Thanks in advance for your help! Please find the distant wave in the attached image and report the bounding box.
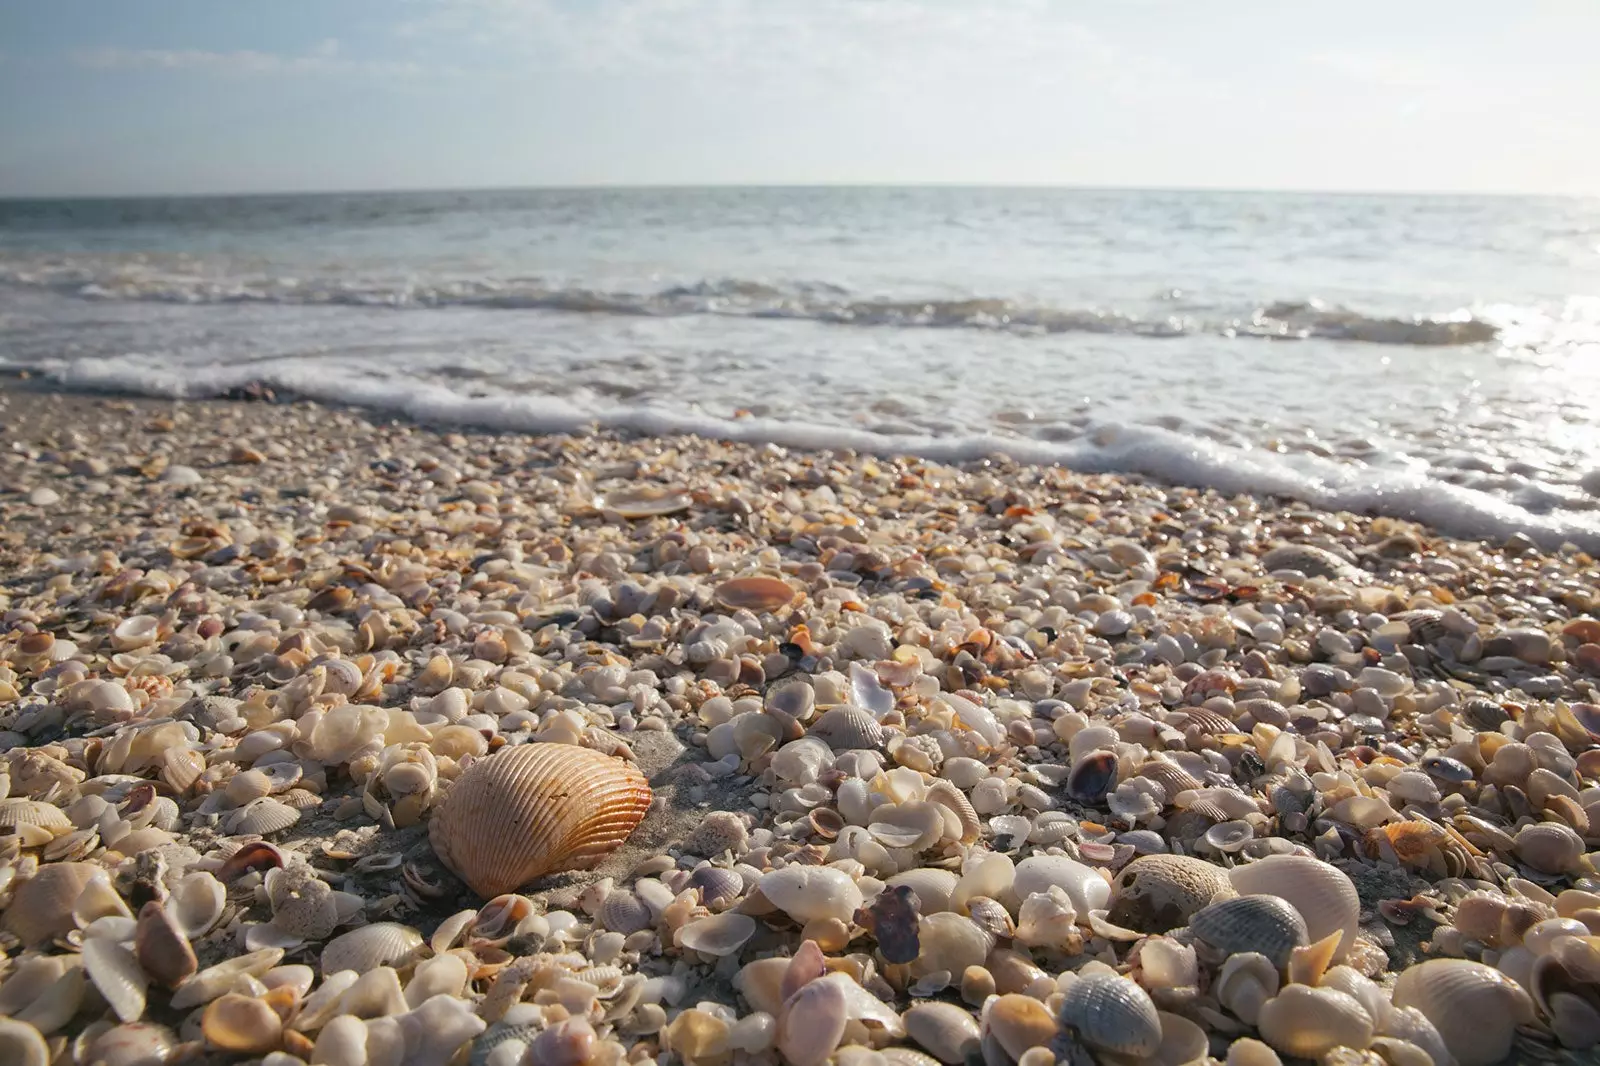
[0,260,1498,347]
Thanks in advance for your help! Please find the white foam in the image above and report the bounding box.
[54,358,1600,553]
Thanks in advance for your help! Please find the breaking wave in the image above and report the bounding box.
[0,259,1499,347]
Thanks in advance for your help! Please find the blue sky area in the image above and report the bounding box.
[2,0,1598,197]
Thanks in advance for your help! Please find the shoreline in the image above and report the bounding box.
[3,380,1599,1063]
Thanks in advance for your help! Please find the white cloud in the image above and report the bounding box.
[71,41,428,78]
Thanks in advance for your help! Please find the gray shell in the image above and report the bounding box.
[688,866,745,907]
[1057,973,1162,1056]
[808,706,885,751]
[1188,893,1308,969]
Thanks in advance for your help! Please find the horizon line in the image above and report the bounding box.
[1,179,1595,203]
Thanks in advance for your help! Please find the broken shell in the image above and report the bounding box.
[1058,972,1162,1057]
[1189,894,1309,970]
[1215,952,1279,1025]
[1392,959,1537,1066]
[428,743,652,897]
[715,576,798,613]
[166,870,226,938]
[171,949,285,1009]
[1256,984,1374,1059]
[319,922,424,976]
[1226,854,1361,961]
[1108,854,1235,933]
[677,912,757,957]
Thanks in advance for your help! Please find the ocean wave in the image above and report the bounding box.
[0,259,1498,347]
[40,357,1600,553]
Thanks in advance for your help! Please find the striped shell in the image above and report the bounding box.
[0,799,73,834]
[428,744,652,898]
[1057,972,1162,1056]
[2,862,99,946]
[225,798,301,836]
[1227,854,1362,962]
[1188,894,1308,969]
[319,922,424,976]
[1392,959,1536,1066]
[808,706,885,751]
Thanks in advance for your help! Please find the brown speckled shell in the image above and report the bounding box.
[428,744,652,898]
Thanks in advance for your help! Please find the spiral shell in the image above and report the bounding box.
[1392,959,1535,1066]
[428,743,652,898]
[1057,972,1162,1056]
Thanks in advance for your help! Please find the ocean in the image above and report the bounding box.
[1,186,1598,547]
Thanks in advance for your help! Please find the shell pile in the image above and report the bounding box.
[3,387,1600,1065]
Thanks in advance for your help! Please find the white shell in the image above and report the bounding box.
[1226,854,1361,961]
[1257,985,1374,1060]
[1010,854,1110,915]
[319,922,424,976]
[677,912,757,957]
[759,865,863,924]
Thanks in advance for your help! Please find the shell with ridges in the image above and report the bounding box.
[2,862,99,946]
[1057,972,1162,1056]
[319,922,424,976]
[809,706,885,751]
[1226,854,1361,961]
[1188,894,1308,970]
[428,744,651,897]
[1392,959,1537,1066]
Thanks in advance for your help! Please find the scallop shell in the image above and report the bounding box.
[2,862,98,946]
[1226,854,1361,961]
[1256,984,1374,1060]
[0,798,73,835]
[714,576,797,613]
[319,922,424,976]
[1188,894,1308,970]
[599,889,654,935]
[688,866,746,908]
[225,797,301,836]
[1057,972,1163,1056]
[1392,959,1536,1066]
[83,938,149,1024]
[925,780,981,845]
[428,744,652,898]
[904,1001,981,1064]
[809,706,885,751]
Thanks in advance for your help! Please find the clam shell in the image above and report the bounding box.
[136,900,197,989]
[904,1001,981,1064]
[676,912,757,956]
[1256,984,1374,1060]
[688,866,746,908]
[171,949,285,1009]
[0,798,73,835]
[983,994,1057,1060]
[202,992,282,1054]
[1392,959,1537,1066]
[2,862,99,946]
[776,975,848,1066]
[1188,894,1309,970]
[319,922,424,976]
[1107,854,1235,933]
[714,576,797,613]
[428,743,652,897]
[0,1018,49,1066]
[225,797,301,836]
[809,706,885,751]
[83,938,149,1024]
[84,1022,177,1066]
[1057,972,1162,1056]
[599,889,654,935]
[1226,854,1361,961]
[1515,822,1584,874]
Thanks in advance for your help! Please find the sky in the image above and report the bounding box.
[1,0,1598,197]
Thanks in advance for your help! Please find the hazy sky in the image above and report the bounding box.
[2,0,1598,197]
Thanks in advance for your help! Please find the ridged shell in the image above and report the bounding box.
[428,744,652,898]
[599,889,654,934]
[925,780,981,845]
[2,862,98,946]
[1227,854,1361,961]
[1515,822,1585,874]
[808,706,885,751]
[688,866,745,907]
[1058,973,1161,1056]
[1188,894,1308,970]
[225,797,301,836]
[0,798,73,834]
[1392,959,1536,1066]
[319,922,424,976]
[714,576,797,613]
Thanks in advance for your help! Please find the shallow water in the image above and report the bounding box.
[2,187,1598,544]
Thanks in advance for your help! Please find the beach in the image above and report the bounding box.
[4,380,1600,1064]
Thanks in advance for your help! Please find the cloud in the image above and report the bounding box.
[70,40,429,78]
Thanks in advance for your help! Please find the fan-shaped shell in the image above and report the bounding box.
[808,706,885,751]
[319,922,424,976]
[225,797,301,836]
[0,798,73,835]
[428,743,652,898]
[714,576,797,613]
[1515,822,1585,875]
[1393,959,1536,1066]
[1058,973,1162,1056]
[2,862,98,946]
[1226,854,1361,961]
[599,889,653,934]
[1189,894,1308,970]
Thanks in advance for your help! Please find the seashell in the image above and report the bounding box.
[166,870,226,937]
[912,913,991,978]
[1226,854,1361,962]
[1260,543,1359,579]
[1058,972,1163,1057]
[0,798,74,835]
[1202,820,1255,853]
[225,797,301,836]
[1515,822,1584,874]
[1010,854,1110,915]
[0,1018,49,1066]
[136,900,197,989]
[1392,958,1536,1066]
[392,995,487,1065]
[903,1001,981,1064]
[171,948,285,1009]
[1256,984,1374,1059]
[810,706,885,750]
[1068,750,1119,803]
[1224,1037,1283,1066]
[202,992,283,1054]
[1108,854,1235,933]
[924,780,981,845]
[1215,952,1279,1025]
[2,861,98,946]
[111,615,160,651]
[677,912,757,956]
[428,743,651,897]
[777,975,849,1066]
[74,869,134,926]
[406,952,470,1007]
[714,575,797,613]
[83,1022,177,1066]
[689,866,745,907]
[759,865,863,924]
[600,485,692,518]
[600,889,654,935]
[888,868,960,915]
[319,922,424,976]
[83,937,149,1024]
[1189,894,1308,970]
[983,993,1057,1059]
